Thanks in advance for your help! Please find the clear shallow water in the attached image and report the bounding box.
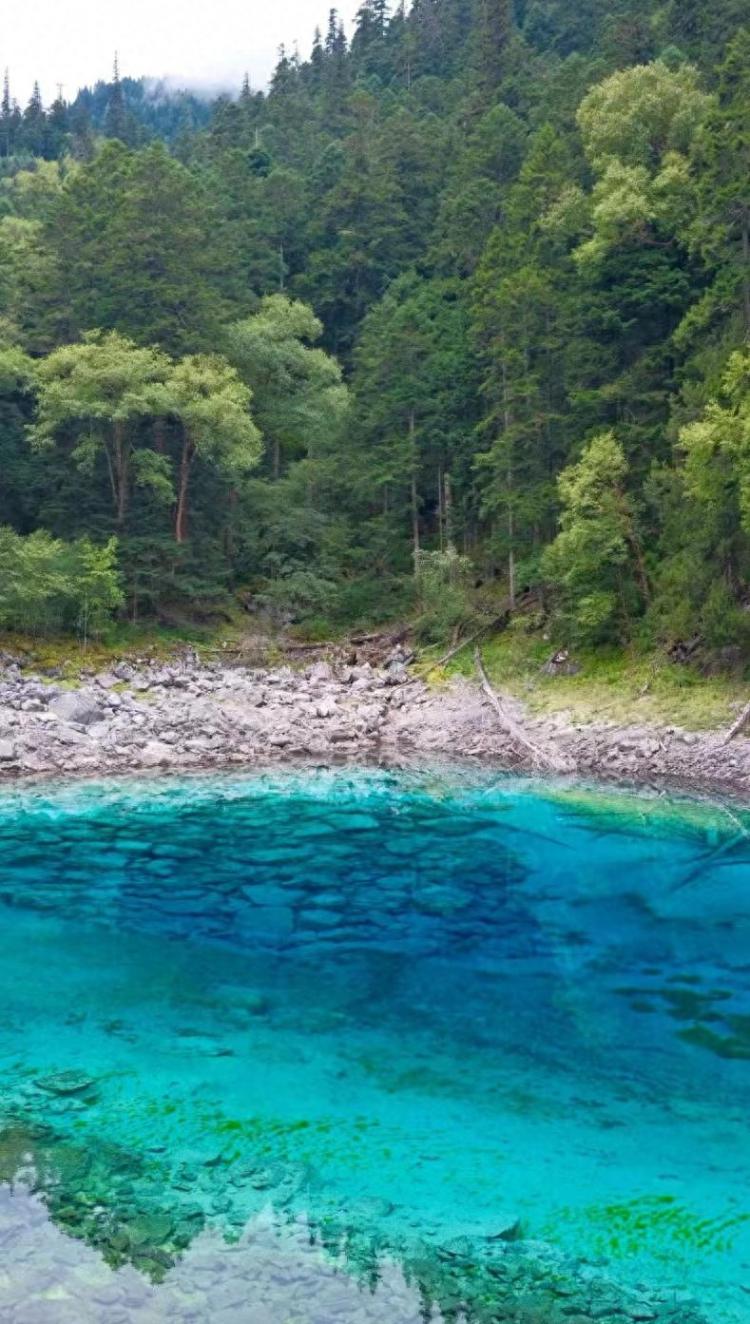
[0,768,748,1323]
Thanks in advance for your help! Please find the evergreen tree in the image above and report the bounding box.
[0,70,13,158]
[471,0,513,98]
[46,89,69,159]
[689,28,750,342]
[105,54,131,144]
[21,82,46,157]
[52,142,231,353]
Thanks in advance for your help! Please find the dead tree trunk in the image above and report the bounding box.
[174,430,195,544]
[724,699,750,745]
[474,646,575,774]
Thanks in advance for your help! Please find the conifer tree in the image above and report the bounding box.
[691,28,750,337]
[22,82,46,157]
[471,0,513,98]
[105,54,130,143]
[0,70,12,157]
[46,89,69,160]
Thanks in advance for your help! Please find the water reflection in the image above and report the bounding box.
[0,1186,447,1324]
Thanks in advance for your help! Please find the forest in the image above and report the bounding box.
[0,0,749,660]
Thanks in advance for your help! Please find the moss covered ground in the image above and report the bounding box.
[424,621,748,732]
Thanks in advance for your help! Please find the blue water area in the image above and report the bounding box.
[0,767,748,1324]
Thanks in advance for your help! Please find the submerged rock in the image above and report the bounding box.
[34,1070,96,1097]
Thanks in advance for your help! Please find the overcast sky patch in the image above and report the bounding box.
[5,0,361,105]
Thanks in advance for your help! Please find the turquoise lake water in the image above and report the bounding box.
[0,767,748,1323]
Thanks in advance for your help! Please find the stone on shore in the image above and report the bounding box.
[50,693,106,726]
[0,645,748,794]
[139,741,175,768]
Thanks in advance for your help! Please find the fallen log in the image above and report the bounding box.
[350,627,409,647]
[431,590,539,670]
[724,699,750,744]
[474,646,575,774]
[672,799,750,890]
[433,614,509,669]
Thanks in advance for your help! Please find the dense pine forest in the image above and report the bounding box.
[1,0,749,661]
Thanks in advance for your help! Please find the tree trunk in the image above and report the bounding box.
[742,215,750,335]
[444,471,454,549]
[438,465,444,551]
[629,532,652,604]
[618,490,652,603]
[409,410,420,578]
[224,487,238,559]
[501,356,515,608]
[174,431,195,544]
[113,421,128,525]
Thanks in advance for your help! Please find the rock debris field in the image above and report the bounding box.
[0,647,748,793]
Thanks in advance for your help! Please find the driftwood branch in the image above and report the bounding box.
[474,646,575,774]
[433,613,509,669]
[672,799,750,890]
[724,700,750,745]
[431,589,540,670]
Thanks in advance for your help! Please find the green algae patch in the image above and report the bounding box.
[205,1110,388,1176]
[558,1195,750,1262]
[540,782,750,844]
[0,1110,715,1323]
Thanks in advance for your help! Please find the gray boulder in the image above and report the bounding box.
[139,741,174,768]
[50,693,106,726]
[0,739,16,761]
[541,649,581,677]
[94,672,120,689]
[384,661,409,686]
[307,660,334,684]
[54,727,90,746]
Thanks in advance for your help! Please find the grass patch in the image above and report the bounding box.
[0,620,232,679]
[422,621,746,731]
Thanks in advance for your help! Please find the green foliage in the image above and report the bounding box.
[543,433,648,645]
[0,528,123,636]
[31,331,173,524]
[415,546,474,642]
[225,295,348,477]
[52,142,231,353]
[575,60,712,267]
[650,349,750,652]
[0,0,748,656]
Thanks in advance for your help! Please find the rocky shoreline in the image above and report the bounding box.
[0,646,748,797]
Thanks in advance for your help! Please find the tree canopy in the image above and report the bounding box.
[0,0,748,654]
